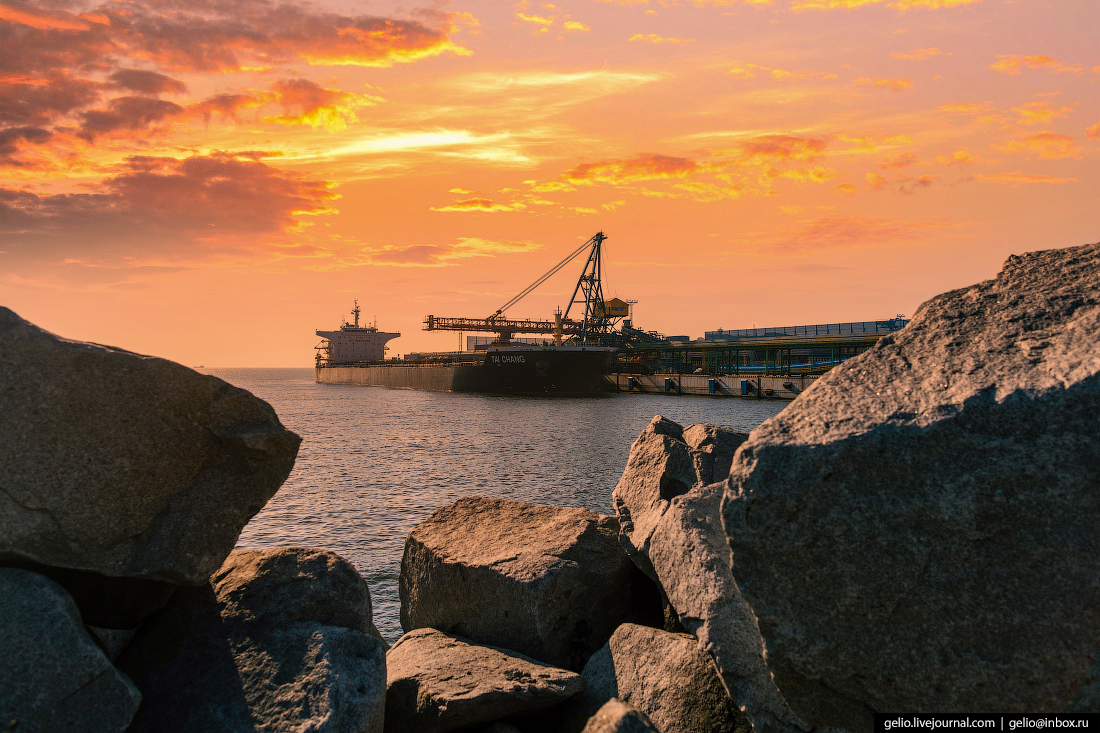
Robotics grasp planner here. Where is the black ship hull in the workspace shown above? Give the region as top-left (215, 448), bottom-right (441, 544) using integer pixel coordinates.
top-left (315, 346), bottom-right (616, 396)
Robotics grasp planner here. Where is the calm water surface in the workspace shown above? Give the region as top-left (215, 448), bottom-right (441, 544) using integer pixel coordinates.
top-left (209, 368), bottom-right (788, 641)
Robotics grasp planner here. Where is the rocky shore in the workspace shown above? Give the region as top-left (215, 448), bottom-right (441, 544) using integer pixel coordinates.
top-left (2, 241), bottom-right (1098, 732)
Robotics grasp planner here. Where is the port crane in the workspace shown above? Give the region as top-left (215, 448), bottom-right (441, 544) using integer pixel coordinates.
top-left (423, 231), bottom-right (624, 345)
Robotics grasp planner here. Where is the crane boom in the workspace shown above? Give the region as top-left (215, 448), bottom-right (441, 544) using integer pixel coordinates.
top-left (487, 236), bottom-right (599, 320)
top-left (424, 231), bottom-right (615, 344)
top-left (423, 315), bottom-right (581, 336)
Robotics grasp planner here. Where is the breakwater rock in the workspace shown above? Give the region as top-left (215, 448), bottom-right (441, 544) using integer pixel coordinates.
top-left (568, 623), bottom-right (746, 733)
top-left (0, 310), bottom-right (391, 732)
top-left (385, 628), bottom-right (584, 732)
top-left (400, 495), bottom-right (660, 672)
top-left (723, 241), bottom-right (1100, 729)
top-left (0, 307), bottom-right (301, 627)
top-left (117, 547), bottom-right (386, 733)
top-left (613, 418), bottom-right (805, 733)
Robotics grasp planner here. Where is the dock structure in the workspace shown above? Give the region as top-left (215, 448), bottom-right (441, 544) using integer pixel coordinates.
top-left (609, 332), bottom-right (892, 399)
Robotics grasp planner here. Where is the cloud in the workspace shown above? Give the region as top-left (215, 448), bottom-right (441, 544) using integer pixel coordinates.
top-left (976, 172), bottom-right (1078, 185)
top-left (936, 102), bottom-right (992, 114)
top-left (527, 180), bottom-right (577, 193)
top-left (879, 152), bottom-right (917, 169)
top-left (1001, 131), bottom-right (1081, 159)
top-left (628, 34), bottom-right (693, 43)
top-left (456, 70), bottom-right (668, 93)
top-left (78, 96), bottom-right (184, 140)
top-left (853, 77), bottom-right (913, 91)
top-left (0, 0), bottom-right (467, 178)
top-left (1087, 122), bottom-right (1100, 140)
top-left (367, 237), bottom-right (541, 266)
top-left (1011, 101), bottom-right (1074, 126)
top-left (756, 214), bottom-right (952, 252)
top-left (790, 0), bottom-right (983, 9)
top-left (0, 151), bottom-right (338, 265)
top-left (990, 55), bottom-right (1082, 75)
top-left (514, 4), bottom-right (591, 35)
top-left (837, 134), bottom-right (911, 152)
top-left (561, 153), bottom-right (699, 185)
top-left (866, 172), bottom-right (887, 190)
top-left (517, 13), bottom-right (555, 25)
top-left (891, 48), bottom-right (944, 60)
top-left (0, 3), bottom-right (102, 32)
top-left (107, 70), bottom-right (187, 95)
top-left (671, 181), bottom-right (741, 201)
top-left (0, 126), bottom-right (53, 166)
top-left (727, 62), bottom-right (838, 81)
top-left (895, 173), bottom-right (938, 194)
top-left (430, 197), bottom-right (526, 212)
top-left (728, 134), bottom-right (829, 163)
top-left (768, 166), bottom-right (836, 183)
top-left (2, 0), bottom-right (466, 77)
top-left (835, 183), bottom-right (858, 194)
top-left (260, 78), bottom-right (378, 131)
top-left (0, 73), bottom-right (102, 126)
top-left (935, 149), bottom-right (974, 165)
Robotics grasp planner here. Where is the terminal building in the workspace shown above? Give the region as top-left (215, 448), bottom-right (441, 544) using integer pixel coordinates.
top-left (703, 317), bottom-right (910, 342)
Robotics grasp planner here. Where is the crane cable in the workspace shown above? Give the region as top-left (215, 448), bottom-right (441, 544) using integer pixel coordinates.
top-left (487, 235), bottom-right (597, 320)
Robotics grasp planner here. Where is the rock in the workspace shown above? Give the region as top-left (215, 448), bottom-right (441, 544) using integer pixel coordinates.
top-left (0, 307), bottom-right (301, 624)
top-left (1, 560), bottom-right (178, 629)
top-left (613, 417), bottom-right (747, 583)
top-left (572, 623), bottom-right (745, 733)
top-left (400, 496), bottom-right (651, 671)
top-left (581, 699), bottom-right (660, 733)
top-left (212, 547), bottom-right (373, 633)
top-left (0, 568), bottom-right (141, 733)
top-left (87, 626), bottom-right (138, 663)
top-left (116, 548), bottom-right (385, 733)
top-left (1065, 650), bottom-right (1100, 713)
top-left (722, 242), bottom-right (1100, 730)
top-left (480, 724), bottom-right (523, 733)
top-left (613, 419), bottom-right (798, 733)
top-left (385, 628), bottom-right (585, 733)
top-left (654, 481), bottom-right (806, 733)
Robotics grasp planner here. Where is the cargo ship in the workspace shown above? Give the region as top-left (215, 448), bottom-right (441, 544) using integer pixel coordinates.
top-left (315, 341), bottom-right (615, 396)
top-left (315, 233), bottom-right (620, 396)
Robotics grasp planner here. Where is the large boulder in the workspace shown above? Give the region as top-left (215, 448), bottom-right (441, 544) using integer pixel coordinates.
top-left (616, 416), bottom-right (805, 730)
top-left (116, 547), bottom-right (385, 733)
top-left (613, 418), bottom-right (746, 583)
top-left (0, 568), bottom-right (141, 733)
top-left (400, 496), bottom-right (653, 671)
top-left (385, 628), bottom-right (585, 733)
top-left (722, 242), bottom-right (1100, 730)
top-left (614, 418), bottom-right (806, 733)
top-left (0, 308), bottom-right (300, 625)
top-left (571, 623), bottom-right (746, 733)
top-left (581, 699), bottom-right (660, 733)
top-left (653, 481), bottom-right (807, 733)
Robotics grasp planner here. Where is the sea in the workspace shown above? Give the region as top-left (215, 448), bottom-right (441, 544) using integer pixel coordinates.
top-left (209, 368), bottom-right (788, 642)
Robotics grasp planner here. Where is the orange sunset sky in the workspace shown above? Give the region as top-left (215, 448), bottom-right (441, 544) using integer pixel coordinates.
top-left (2, 0), bottom-right (1097, 366)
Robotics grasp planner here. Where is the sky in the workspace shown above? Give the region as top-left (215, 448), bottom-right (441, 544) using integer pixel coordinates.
top-left (1, 0), bottom-right (1097, 366)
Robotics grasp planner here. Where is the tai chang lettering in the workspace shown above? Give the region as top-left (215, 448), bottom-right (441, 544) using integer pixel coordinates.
top-left (492, 355), bottom-right (526, 363)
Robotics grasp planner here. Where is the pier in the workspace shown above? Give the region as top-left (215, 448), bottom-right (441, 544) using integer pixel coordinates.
top-left (608, 333), bottom-right (889, 399)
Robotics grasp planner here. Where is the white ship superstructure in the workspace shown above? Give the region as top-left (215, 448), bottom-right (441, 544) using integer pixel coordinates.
top-left (316, 301), bottom-right (400, 364)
